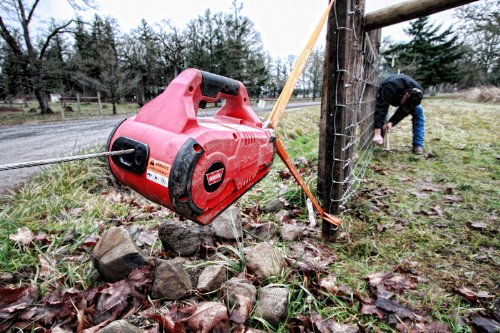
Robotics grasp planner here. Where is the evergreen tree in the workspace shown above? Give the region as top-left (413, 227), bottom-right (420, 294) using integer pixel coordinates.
top-left (73, 15), bottom-right (139, 113)
top-left (184, 3), bottom-right (269, 98)
top-left (383, 17), bottom-right (463, 89)
top-left (307, 47), bottom-right (324, 101)
top-left (42, 30), bottom-right (71, 94)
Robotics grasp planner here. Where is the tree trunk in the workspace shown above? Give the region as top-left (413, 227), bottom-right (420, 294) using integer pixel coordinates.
top-left (112, 102), bottom-right (117, 114)
top-left (35, 86), bottom-right (51, 114)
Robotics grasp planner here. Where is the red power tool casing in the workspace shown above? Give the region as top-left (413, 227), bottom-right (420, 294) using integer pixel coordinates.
top-left (107, 68), bottom-right (275, 225)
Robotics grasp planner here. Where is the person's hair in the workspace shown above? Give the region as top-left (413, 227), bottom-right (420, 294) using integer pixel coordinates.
top-left (404, 88), bottom-right (423, 107)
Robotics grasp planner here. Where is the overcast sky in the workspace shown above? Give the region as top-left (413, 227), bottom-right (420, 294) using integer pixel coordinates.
top-left (35, 0), bottom-right (458, 58)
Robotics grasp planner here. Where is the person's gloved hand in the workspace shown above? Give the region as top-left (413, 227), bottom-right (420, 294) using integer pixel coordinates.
top-left (373, 128), bottom-right (384, 145)
top-left (383, 122), bottom-right (393, 133)
top-left (373, 134), bottom-right (384, 145)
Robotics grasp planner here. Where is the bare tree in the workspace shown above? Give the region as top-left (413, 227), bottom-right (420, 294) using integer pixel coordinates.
top-left (454, 0), bottom-right (500, 85)
top-left (0, 0), bottom-right (93, 113)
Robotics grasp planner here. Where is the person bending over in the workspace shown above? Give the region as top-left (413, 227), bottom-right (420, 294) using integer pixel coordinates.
top-left (373, 74), bottom-right (425, 155)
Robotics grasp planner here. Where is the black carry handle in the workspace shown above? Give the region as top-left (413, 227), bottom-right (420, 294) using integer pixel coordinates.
top-left (200, 71), bottom-right (240, 98)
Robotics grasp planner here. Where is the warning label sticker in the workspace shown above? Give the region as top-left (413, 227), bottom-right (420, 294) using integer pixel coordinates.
top-left (146, 158), bottom-right (171, 188)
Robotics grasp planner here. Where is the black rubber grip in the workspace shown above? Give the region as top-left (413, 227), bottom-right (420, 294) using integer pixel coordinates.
top-left (200, 71), bottom-right (240, 98)
top-left (169, 138), bottom-right (204, 218)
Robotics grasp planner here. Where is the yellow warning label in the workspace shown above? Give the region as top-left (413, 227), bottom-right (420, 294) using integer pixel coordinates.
top-left (147, 158), bottom-right (171, 177)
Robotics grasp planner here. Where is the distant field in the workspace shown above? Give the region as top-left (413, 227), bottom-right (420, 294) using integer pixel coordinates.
top-left (0, 97), bottom-right (498, 332)
top-left (0, 101), bottom-right (140, 126)
top-left (0, 97), bottom-right (317, 126)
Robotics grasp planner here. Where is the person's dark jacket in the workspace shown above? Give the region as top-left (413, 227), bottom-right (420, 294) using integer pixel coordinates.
top-left (374, 74), bottom-right (423, 129)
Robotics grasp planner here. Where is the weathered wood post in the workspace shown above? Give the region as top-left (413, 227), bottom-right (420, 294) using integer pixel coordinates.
top-left (76, 94), bottom-right (82, 117)
top-left (319, 0), bottom-right (365, 240)
top-left (98, 92), bottom-right (103, 117)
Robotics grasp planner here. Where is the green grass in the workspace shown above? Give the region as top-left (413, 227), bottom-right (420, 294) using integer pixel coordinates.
top-left (0, 98), bottom-right (498, 332)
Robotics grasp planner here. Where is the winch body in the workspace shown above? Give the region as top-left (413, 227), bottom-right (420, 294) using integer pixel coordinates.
top-left (108, 68), bottom-right (275, 225)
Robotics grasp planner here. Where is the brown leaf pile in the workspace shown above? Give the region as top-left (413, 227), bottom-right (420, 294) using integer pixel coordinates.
top-left (0, 266), bottom-right (153, 332)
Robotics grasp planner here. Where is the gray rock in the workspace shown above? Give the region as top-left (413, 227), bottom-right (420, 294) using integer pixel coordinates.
top-left (92, 227), bottom-right (147, 282)
top-left (280, 224), bottom-right (305, 241)
top-left (197, 265), bottom-right (226, 293)
top-left (196, 224), bottom-right (215, 248)
top-left (226, 278), bottom-right (257, 324)
top-left (275, 209), bottom-right (290, 224)
top-left (254, 287), bottom-right (289, 326)
top-left (247, 222), bottom-right (278, 241)
top-left (212, 206), bottom-right (243, 240)
top-left (0, 272), bottom-right (14, 283)
top-left (152, 259), bottom-right (192, 300)
top-left (262, 198), bottom-right (285, 213)
top-left (100, 320), bottom-right (143, 333)
top-left (158, 221), bottom-right (201, 256)
top-left (246, 243), bottom-right (283, 279)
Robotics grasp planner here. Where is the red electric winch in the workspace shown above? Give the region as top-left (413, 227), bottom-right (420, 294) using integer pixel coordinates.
top-left (107, 68), bottom-right (275, 225)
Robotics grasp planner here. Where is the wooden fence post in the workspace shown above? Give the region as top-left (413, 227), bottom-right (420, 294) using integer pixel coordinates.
top-left (97, 92), bottom-right (103, 117)
top-left (76, 94), bottom-right (82, 117)
top-left (318, 0), bottom-right (366, 240)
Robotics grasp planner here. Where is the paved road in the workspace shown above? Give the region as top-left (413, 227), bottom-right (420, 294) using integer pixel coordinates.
top-left (0, 102), bottom-right (320, 194)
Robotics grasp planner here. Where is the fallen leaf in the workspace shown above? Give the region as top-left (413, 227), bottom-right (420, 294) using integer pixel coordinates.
top-left (0, 285), bottom-right (38, 319)
top-left (375, 298), bottom-right (417, 321)
top-left (456, 287), bottom-right (495, 302)
top-left (360, 303), bottom-right (384, 319)
top-left (286, 242), bottom-right (335, 273)
top-left (95, 280), bottom-right (139, 324)
top-left (128, 265), bottom-right (154, 290)
top-left (384, 274), bottom-right (417, 293)
top-left (376, 287), bottom-right (394, 300)
top-left (470, 317), bottom-right (500, 333)
top-left (418, 205), bottom-right (444, 217)
top-left (9, 227), bottom-right (34, 245)
top-left (144, 309), bottom-right (182, 333)
top-left (410, 191), bottom-right (427, 199)
top-left (184, 302), bottom-right (229, 333)
top-left (319, 275), bottom-right (337, 293)
top-left (319, 275), bottom-right (353, 298)
top-left (311, 313), bottom-right (359, 333)
top-left (365, 272), bottom-right (391, 288)
top-left (33, 232), bottom-right (51, 244)
top-left (38, 255), bottom-right (57, 279)
top-left (396, 321), bottom-right (450, 333)
top-left (443, 195), bottom-right (463, 203)
top-left (469, 222), bottom-right (488, 230)
top-left (422, 321), bottom-right (451, 333)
